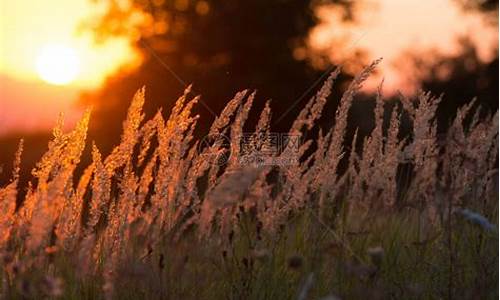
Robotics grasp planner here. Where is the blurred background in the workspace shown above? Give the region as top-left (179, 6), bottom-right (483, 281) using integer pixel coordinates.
top-left (0, 0), bottom-right (498, 185)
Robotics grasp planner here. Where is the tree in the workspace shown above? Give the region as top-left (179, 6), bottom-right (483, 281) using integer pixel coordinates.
top-left (83, 0), bottom-right (354, 152)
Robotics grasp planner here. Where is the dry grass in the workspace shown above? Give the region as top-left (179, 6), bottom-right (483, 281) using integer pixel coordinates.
top-left (0, 60), bottom-right (498, 299)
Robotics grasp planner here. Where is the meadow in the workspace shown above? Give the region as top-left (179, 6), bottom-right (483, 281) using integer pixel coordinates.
top-left (0, 59), bottom-right (498, 299)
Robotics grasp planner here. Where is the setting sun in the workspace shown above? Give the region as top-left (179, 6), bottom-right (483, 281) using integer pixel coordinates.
top-left (36, 44), bottom-right (80, 85)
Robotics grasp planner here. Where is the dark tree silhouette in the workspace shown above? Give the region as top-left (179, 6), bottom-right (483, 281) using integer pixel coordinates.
top-left (82, 0), bottom-right (354, 153)
top-left (414, 41), bottom-right (498, 132)
top-left (455, 0), bottom-right (498, 14)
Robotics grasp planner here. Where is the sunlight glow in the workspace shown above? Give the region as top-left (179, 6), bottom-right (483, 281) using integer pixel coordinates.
top-left (0, 0), bottom-right (142, 134)
top-left (0, 0), bottom-right (142, 88)
top-left (309, 0), bottom-right (498, 95)
top-left (36, 44), bottom-right (80, 85)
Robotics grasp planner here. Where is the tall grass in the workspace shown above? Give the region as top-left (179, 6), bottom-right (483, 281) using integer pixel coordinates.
top-left (0, 60), bottom-right (497, 299)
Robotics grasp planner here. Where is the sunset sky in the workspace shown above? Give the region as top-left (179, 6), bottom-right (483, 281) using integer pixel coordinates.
top-left (309, 0), bottom-right (498, 93)
top-left (0, 0), bottom-right (498, 135)
top-left (0, 0), bottom-right (141, 134)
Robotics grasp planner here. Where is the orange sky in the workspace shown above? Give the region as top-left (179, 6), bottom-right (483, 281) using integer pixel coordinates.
top-left (0, 0), bottom-right (498, 135)
top-left (0, 0), bottom-right (141, 134)
top-left (309, 0), bottom-right (498, 94)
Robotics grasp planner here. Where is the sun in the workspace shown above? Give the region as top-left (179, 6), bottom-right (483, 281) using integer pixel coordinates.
top-left (36, 44), bottom-right (80, 85)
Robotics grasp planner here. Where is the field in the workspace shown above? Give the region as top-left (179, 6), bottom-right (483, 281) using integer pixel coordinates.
top-left (0, 60), bottom-right (498, 299)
